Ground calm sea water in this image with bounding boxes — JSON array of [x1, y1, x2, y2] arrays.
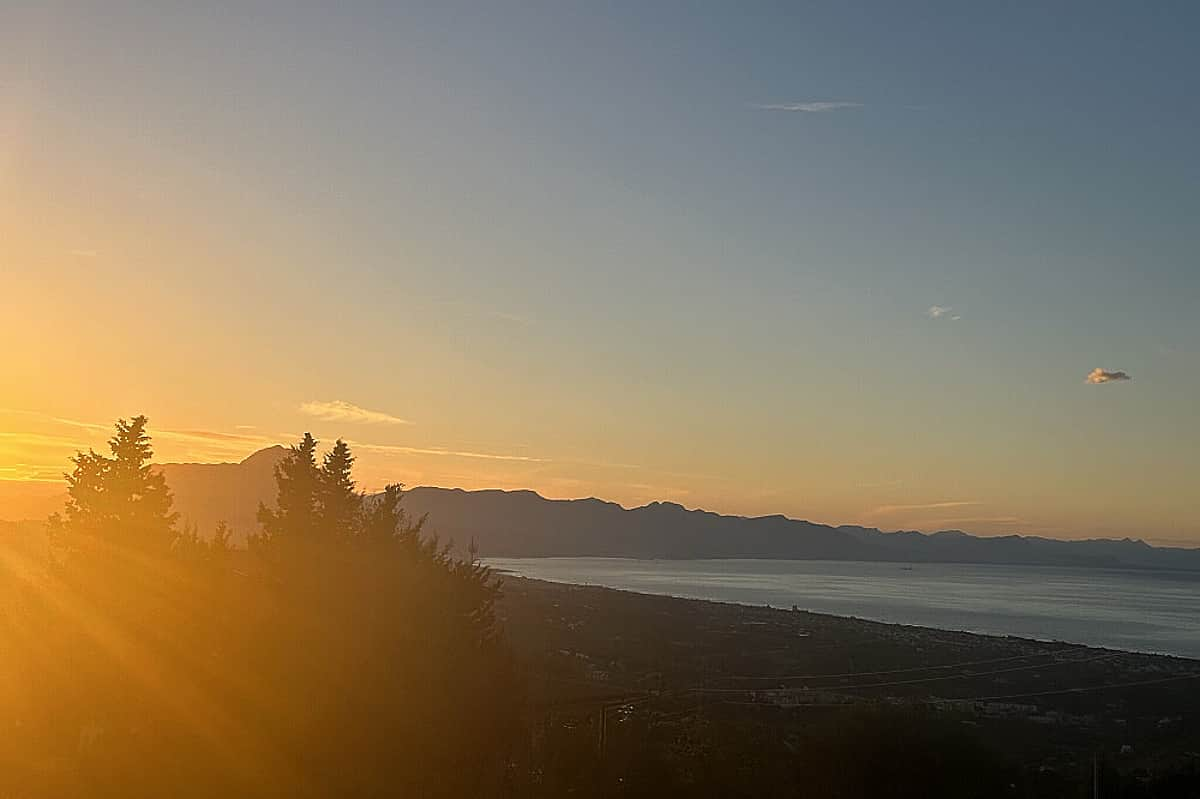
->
[[487, 558, 1200, 659]]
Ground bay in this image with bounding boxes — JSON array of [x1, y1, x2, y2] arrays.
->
[[487, 557, 1200, 659]]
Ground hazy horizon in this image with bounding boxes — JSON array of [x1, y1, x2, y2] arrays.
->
[[2, 437, 1197, 549]]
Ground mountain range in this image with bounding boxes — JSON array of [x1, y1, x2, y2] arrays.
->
[[4, 446, 1198, 572]]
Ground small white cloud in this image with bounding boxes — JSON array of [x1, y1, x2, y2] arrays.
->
[[754, 101, 862, 113], [299, 400, 411, 425], [927, 305, 953, 319], [1086, 368, 1131, 384]]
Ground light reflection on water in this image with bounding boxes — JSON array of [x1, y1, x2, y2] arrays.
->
[[487, 557, 1200, 659]]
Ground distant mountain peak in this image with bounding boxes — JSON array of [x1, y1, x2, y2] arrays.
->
[[239, 445, 289, 467]]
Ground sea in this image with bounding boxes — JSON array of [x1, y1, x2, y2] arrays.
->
[[486, 557, 1200, 660]]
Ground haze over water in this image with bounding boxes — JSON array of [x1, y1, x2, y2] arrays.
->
[[489, 558, 1200, 659]]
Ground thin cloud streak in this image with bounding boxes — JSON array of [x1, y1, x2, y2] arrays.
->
[[913, 516, 1023, 526], [49, 416, 109, 432], [754, 101, 862, 113], [0, 464, 61, 482], [169, 429, 271, 444], [868, 501, 979, 516], [0, 431, 95, 449], [350, 440, 546, 464], [0, 408, 277, 457], [299, 400, 411, 425]]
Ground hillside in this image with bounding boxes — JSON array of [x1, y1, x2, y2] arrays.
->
[[399, 487, 1200, 571], [5, 446, 1199, 571], [156, 445, 287, 537]]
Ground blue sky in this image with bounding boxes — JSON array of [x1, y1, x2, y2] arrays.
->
[[2, 2, 1198, 541]]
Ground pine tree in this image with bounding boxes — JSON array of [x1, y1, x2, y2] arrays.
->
[[317, 439, 360, 539], [358, 483, 426, 547], [256, 432, 320, 544], [58, 415, 178, 551]]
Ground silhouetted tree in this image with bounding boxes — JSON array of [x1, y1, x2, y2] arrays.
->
[[359, 482, 411, 546], [8, 421, 520, 798], [175, 519, 233, 569], [244, 433, 519, 796], [255, 432, 319, 544], [317, 438, 359, 539], [53, 415, 178, 552]]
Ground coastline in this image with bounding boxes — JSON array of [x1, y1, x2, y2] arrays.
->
[[487, 556, 1200, 659]]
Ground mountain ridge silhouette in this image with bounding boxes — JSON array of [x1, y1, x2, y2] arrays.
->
[[5, 446, 1198, 571]]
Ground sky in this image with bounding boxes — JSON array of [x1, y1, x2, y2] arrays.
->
[[2, 2, 1198, 543]]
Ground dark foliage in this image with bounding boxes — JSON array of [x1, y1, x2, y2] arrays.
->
[[4, 419, 1194, 797], [1, 420, 518, 798]]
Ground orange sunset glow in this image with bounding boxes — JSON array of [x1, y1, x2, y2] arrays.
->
[[3, 4, 1200, 797]]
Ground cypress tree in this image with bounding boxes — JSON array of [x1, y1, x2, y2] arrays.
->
[[318, 439, 360, 539]]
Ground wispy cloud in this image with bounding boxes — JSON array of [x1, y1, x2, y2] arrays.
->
[[166, 429, 269, 444], [63, 419, 270, 449], [926, 305, 958, 320], [0, 463, 60, 482], [868, 501, 979, 516], [299, 400, 411, 426], [46, 416, 109, 432], [920, 516, 1022, 526], [350, 441, 545, 463], [0, 430, 94, 449], [68, 248, 99, 258], [0, 409, 279, 473], [754, 101, 862, 113], [1086, 368, 1131, 384]]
